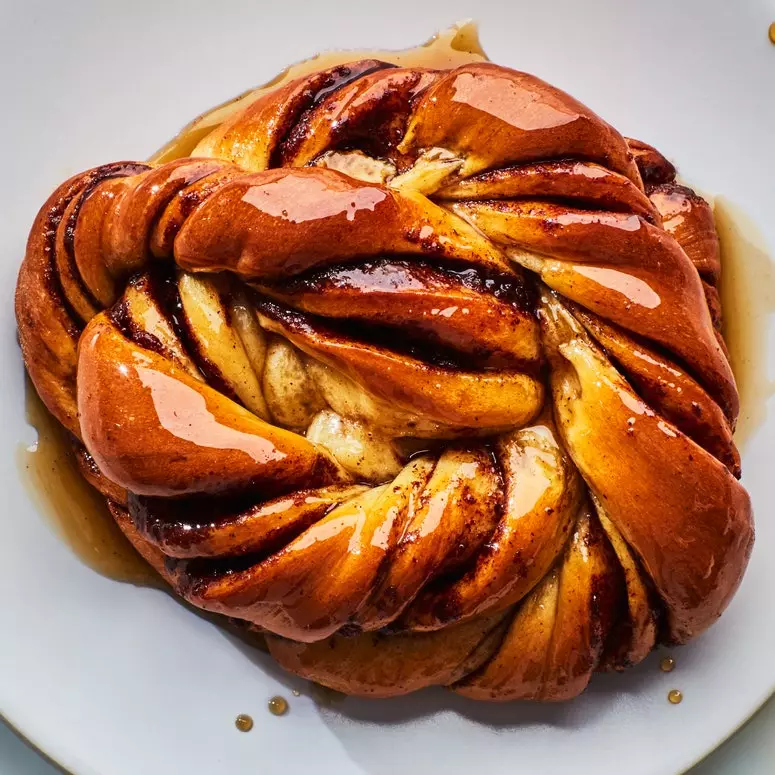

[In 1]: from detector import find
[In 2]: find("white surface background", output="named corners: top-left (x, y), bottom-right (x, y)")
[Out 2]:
top-left (1, 1), bottom-right (774, 774)
top-left (3, 699), bottom-right (775, 774)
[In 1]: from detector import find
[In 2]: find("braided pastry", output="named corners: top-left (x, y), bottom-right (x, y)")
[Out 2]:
top-left (16, 32), bottom-right (753, 701)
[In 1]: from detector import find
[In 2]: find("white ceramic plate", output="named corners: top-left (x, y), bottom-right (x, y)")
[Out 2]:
top-left (2, 1), bottom-right (774, 774)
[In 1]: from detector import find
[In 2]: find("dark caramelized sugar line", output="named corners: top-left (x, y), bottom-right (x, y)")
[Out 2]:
top-left (272, 60), bottom-right (396, 167)
top-left (323, 70), bottom-right (434, 162)
top-left (167, 550), bottom-right (262, 590)
top-left (310, 60), bottom-right (396, 108)
top-left (128, 489), bottom-right (335, 557)
top-left (445, 159), bottom-right (659, 224)
top-left (626, 138), bottom-right (677, 190)
top-left (493, 191), bottom-right (661, 223)
top-left (366, 455), bottom-right (511, 637)
top-left (253, 294), bottom-right (539, 373)
top-left (40, 182), bottom-right (90, 338)
top-left (154, 167), bottom-right (238, 252)
top-left (42, 163), bottom-right (150, 338)
top-left (60, 216), bottom-right (104, 318)
top-left (144, 268), bottom-right (243, 403)
top-left (108, 283), bottom-right (172, 361)
top-left (270, 257), bottom-right (535, 312)
top-left (62, 163), bottom-right (153, 317)
top-left (599, 549), bottom-right (666, 663)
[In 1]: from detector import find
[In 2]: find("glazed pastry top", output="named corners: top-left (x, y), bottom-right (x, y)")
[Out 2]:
top-left (16, 36), bottom-right (752, 699)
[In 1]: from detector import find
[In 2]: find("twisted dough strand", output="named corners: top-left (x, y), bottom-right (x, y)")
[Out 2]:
top-left (16, 59), bottom-right (752, 699)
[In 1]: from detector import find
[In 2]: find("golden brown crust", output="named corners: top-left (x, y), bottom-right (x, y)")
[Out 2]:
top-left (540, 293), bottom-right (752, 643)
top-left (399, 63), bottom-right (642, 182)
top-left (15, 163), bottom-right (149, 436)
top-left (450, 199), bottom-right (738, 421)
top-left (78, 314), bottom-right (344, 497)
top-left (455, 510), bottom-right (618, 701)
top-left (15, 56), bottom-right (752, 699)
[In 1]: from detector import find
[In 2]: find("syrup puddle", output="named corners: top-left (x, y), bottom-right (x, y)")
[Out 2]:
top-left (18, 380), bottom-right (157, 585)
top-left (716, 198), bottom-right (775, 448)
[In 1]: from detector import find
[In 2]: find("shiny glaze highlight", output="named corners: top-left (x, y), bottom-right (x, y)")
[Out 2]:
top-left (15, 27), bottom-right (752, 701)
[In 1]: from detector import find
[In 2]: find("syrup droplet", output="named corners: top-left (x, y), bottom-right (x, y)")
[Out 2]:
top-left (667, 689), bottom-right (683, 705)
top-left (291, 689), bottom-right (301, 697)
top-left (235, 714), bottom-right (254, 732)
top-left (660, 656), bottom-right (676, 673)
top-left (768, 22), bottom-right (775, 44)
top-left (268, 696), bottom-right (289, 716)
